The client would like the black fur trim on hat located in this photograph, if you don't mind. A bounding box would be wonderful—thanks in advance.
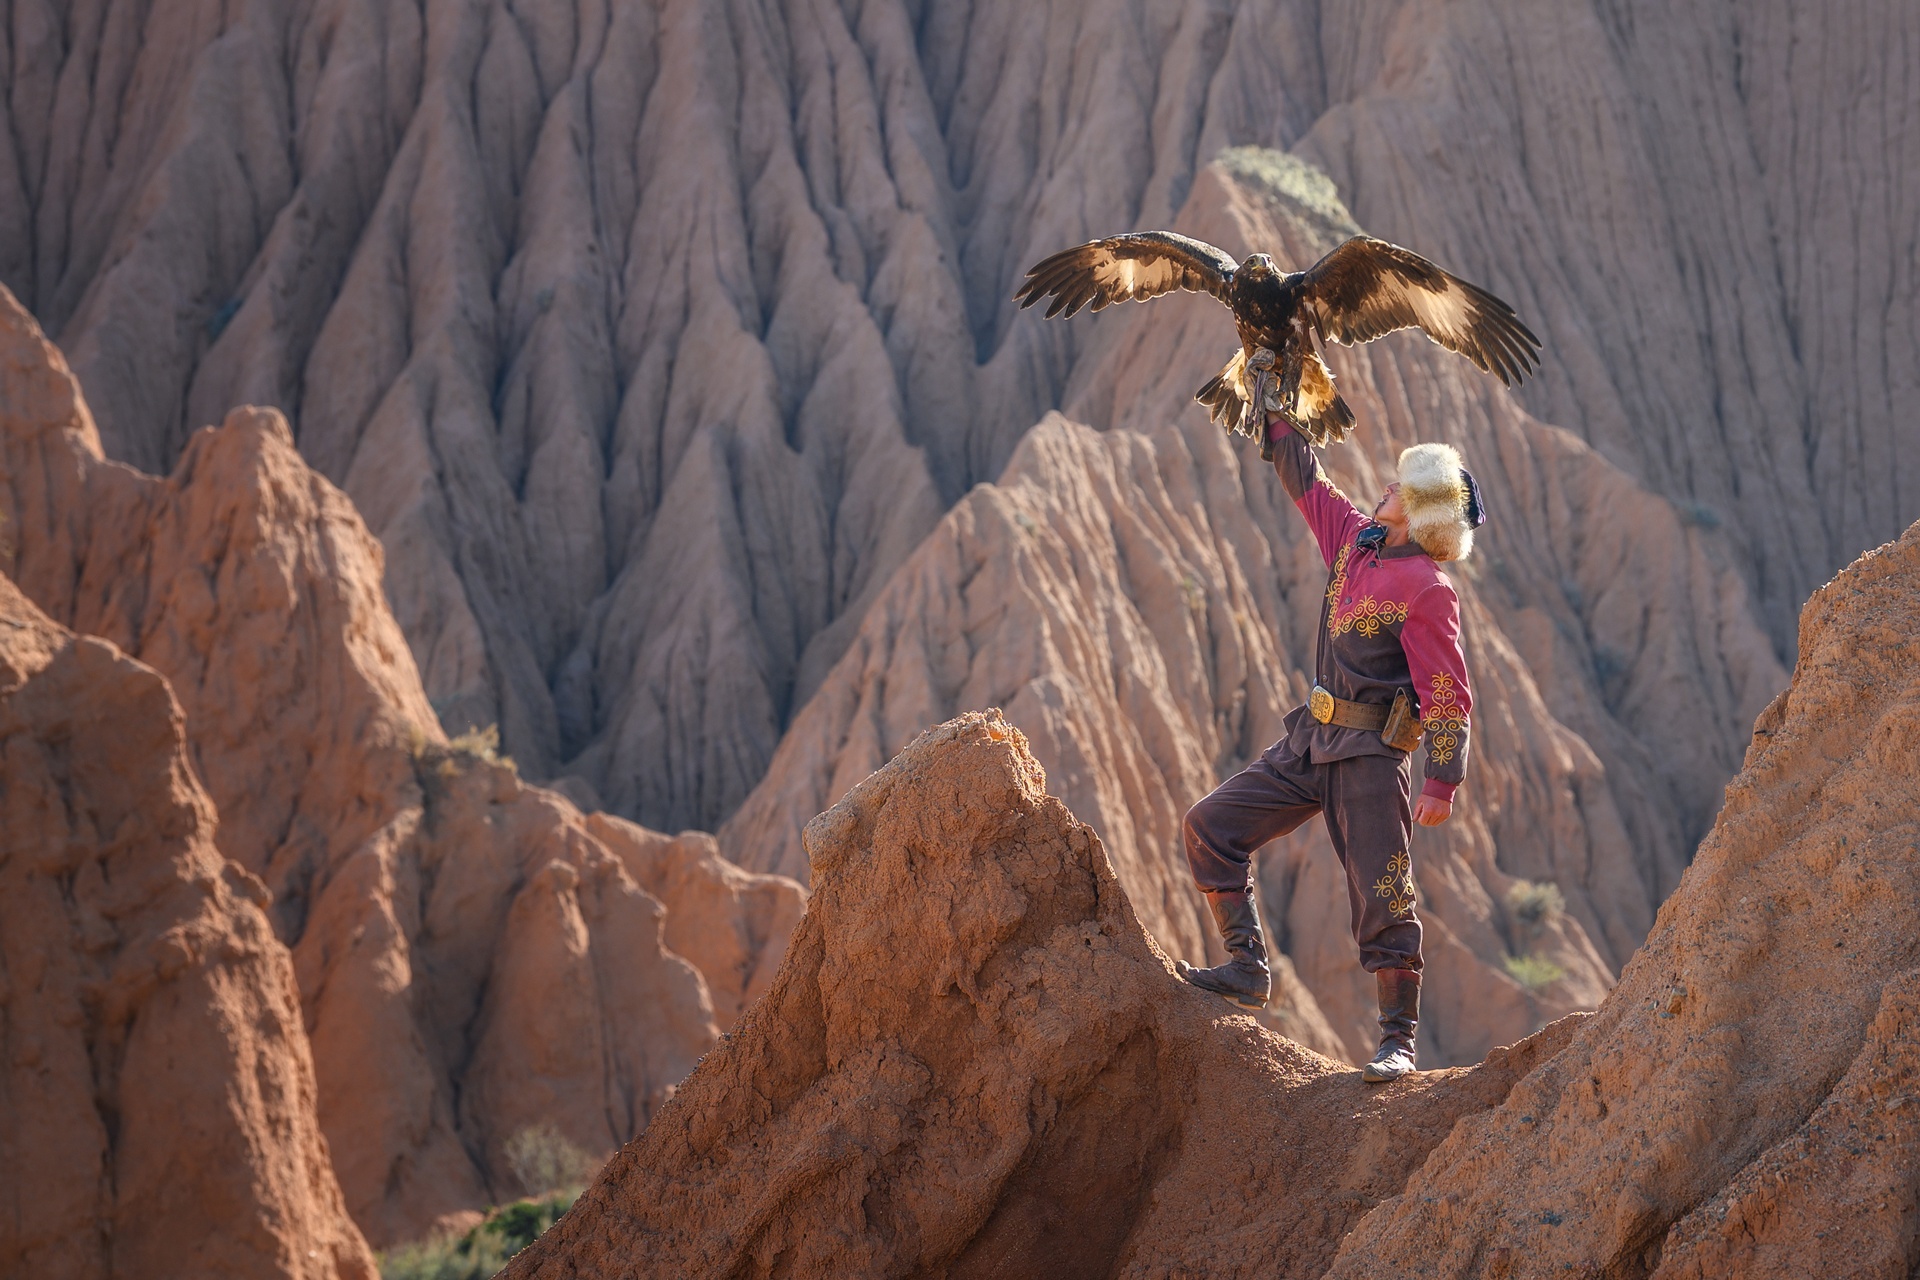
[1462,468,1488,529]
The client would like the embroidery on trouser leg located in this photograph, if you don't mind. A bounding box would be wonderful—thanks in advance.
[1373,849,1417,919]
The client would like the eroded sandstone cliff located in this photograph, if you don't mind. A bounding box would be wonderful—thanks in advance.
[502,712,1583,1279]
[0,287,805,1247]
[5,0,1907,845]
[0,577,375,1280]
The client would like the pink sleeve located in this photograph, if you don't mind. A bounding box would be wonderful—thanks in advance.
[1401,580,1472,801]
[1271,423,1366,567]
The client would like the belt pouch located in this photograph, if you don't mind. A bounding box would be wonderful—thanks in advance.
[1380,687,1423,752]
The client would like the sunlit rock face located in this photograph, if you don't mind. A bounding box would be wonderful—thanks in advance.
[0,579,376,1280]
[0,289,802,1246]
[503,712,1586,1280]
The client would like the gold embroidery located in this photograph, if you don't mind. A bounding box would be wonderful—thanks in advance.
[1325,542,1352,616]
[1332,596,1409,638]
[1315,471,1356,508]
[1424,673,1467,766]
[1373,850,1417,919]
[1324,542,1410,638]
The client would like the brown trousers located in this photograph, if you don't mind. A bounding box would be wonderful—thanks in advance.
[1182,739,1422,973]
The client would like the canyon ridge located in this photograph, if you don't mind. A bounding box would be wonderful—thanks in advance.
[2,0,1917,1273]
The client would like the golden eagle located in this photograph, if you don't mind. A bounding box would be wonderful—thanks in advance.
[1013,232,1540,449]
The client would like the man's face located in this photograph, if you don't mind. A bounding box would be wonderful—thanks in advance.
[1374,481,1405,526]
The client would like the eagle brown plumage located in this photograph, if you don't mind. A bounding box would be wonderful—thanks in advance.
[1012,232,1541,448]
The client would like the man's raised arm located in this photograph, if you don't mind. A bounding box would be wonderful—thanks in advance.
[1268,413,1366,567]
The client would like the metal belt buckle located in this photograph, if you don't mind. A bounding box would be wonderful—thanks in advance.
[1309,685,1335,725]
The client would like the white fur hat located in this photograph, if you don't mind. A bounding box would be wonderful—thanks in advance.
[1398,443,1478,562]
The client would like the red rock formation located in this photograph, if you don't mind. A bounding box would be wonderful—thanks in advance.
[0,286,802,1246]
[0,577,375,1280]
[584,817,806,1030]
[502,712,1582,1279]
[1326,519,1920,1277]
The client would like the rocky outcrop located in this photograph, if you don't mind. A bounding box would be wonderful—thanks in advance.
[7,0,1906,847]
[299,742,720,1245]
[0,577,375,1280]
[1326,518,1920,1277]
[502,712,1582,1279]
[583,817,807,1030]
[721,158,1785,1065]
[0,288,803,1246]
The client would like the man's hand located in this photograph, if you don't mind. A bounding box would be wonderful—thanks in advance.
[1413,795,1452,827]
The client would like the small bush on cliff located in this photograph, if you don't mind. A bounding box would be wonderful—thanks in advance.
[445,724,514,773]
[1506,880,1566,927]
[1501,953,1567,992]
[505,1122,598,1198]
[407,722,518,783]
[379,1191,577,1280]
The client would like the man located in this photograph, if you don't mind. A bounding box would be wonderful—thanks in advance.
[1176,407,1481,1083]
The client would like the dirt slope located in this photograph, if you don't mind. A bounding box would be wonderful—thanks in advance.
[1327,518,1920,1277]
[501,712,1583,1280]
[0,577,375,1280]
[0,286,804,1246]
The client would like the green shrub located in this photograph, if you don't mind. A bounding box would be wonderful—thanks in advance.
[1501,953,1566,992]
[1213,147,1355,230]
[1505,880,1565,927]
[447,724,514,771]
[504,1122,597,1198]
[410,722,517,782]
[379,1191,578,1280]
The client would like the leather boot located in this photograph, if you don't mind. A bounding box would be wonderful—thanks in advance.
[1175,890,1271,1010]
[1362,967,1421,1082]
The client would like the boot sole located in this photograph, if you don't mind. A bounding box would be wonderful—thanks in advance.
[1175,962,1268,1011]
[1361,1064,1416,1083]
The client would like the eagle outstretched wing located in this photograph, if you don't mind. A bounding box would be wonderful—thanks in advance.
[1013,232,1238,319]
[1301,238,1541,386]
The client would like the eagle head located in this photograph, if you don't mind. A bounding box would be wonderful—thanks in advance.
[1239,253,1276,279]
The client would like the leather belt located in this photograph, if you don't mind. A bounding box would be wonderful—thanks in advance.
[1308,684,1390,731]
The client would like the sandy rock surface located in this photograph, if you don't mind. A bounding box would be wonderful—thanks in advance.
[1327,518,1920,1277]
[5,0,1908,845]
[0,288,802,1247]
[721,160,1785,1065]
[0,577,375,1280]
[584,816,808,1030]
[502,712,1583,1280]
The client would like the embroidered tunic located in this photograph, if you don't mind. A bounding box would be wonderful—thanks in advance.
[1273,428,1473,801]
